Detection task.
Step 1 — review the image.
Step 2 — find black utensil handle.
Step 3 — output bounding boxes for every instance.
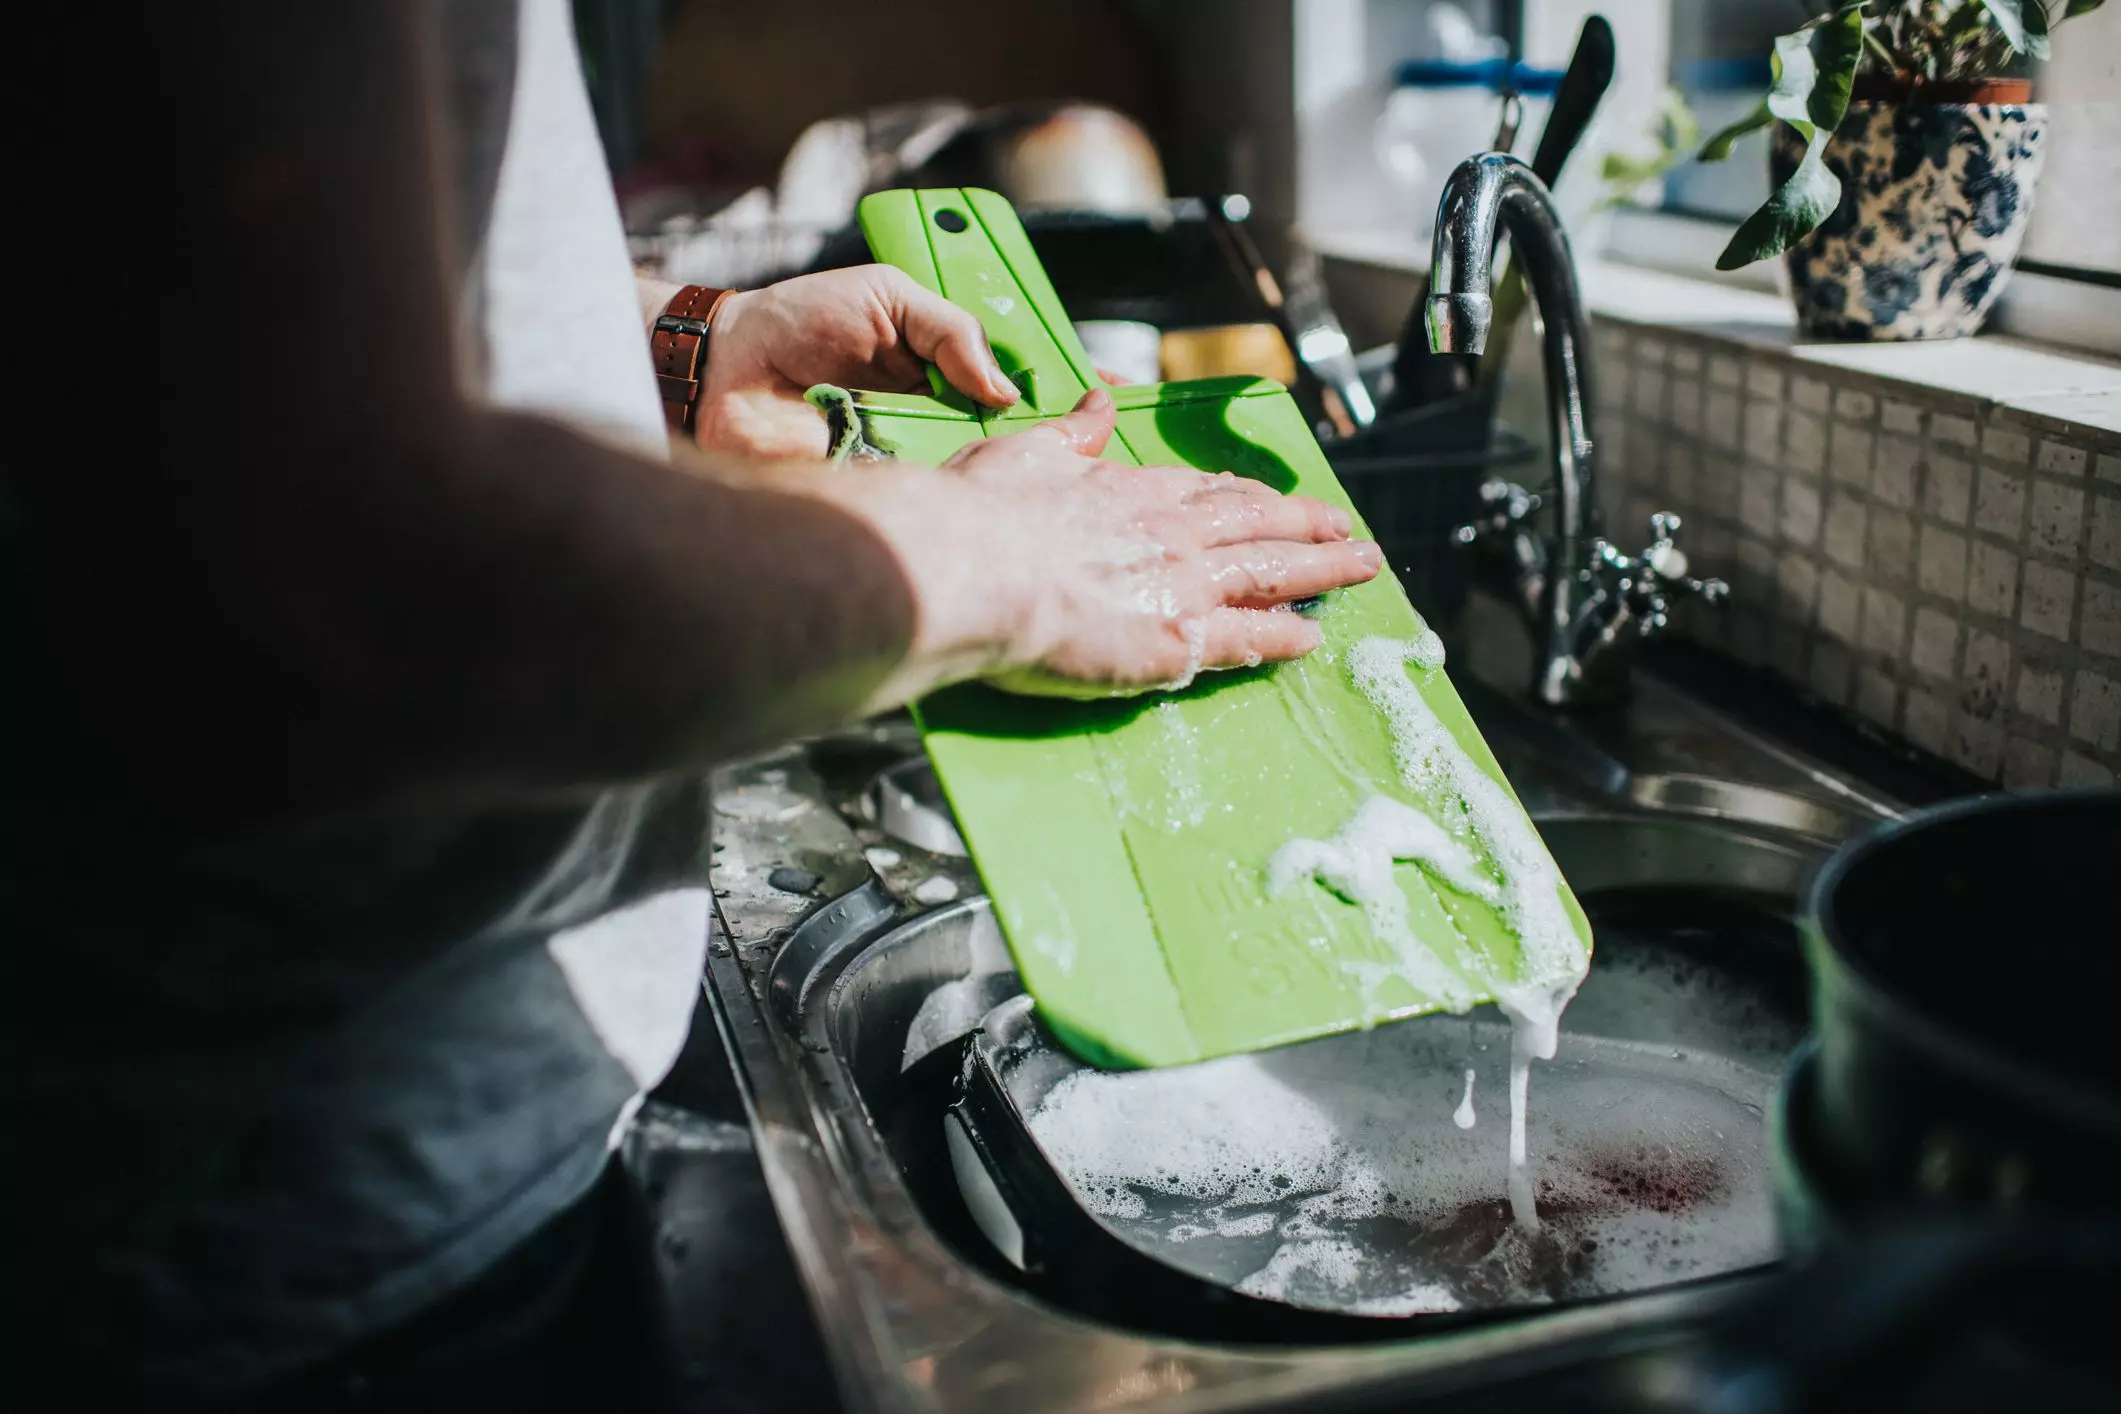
[1529,14,1615,190]
[1384,14,1615,417]
[1470,13,1616,392]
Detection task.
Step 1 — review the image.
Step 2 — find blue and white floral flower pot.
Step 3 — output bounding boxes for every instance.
[1772,98,2047,340]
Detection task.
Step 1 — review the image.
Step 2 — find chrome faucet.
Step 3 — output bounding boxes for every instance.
[1426,153,1726,708]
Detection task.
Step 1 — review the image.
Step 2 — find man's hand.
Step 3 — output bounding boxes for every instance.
[830,387,1383,705]
[690,266,1022,457]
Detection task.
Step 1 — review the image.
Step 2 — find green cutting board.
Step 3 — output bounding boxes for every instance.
[844,189,1590,1070]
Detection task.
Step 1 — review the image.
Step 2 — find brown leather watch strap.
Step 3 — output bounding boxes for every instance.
[650,284,736,434]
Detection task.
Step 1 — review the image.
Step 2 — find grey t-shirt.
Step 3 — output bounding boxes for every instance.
[75,1,708,1390]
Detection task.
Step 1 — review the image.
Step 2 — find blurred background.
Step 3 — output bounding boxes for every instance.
[590,0,2118,358]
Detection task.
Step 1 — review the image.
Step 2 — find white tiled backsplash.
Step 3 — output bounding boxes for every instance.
[1582,322,2120,789]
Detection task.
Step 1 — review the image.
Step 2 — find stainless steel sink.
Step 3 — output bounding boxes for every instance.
[702,604,1911,1413]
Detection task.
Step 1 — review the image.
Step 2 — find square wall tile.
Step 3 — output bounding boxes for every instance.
[1706,389,1741,448]
[1776,551,1819,623]
[2027,481,2086,562]
[1974,467,2026,538]
[1785,410,1827,477]
[1868,508,1914,584]
[1835,388,1877,424]
[1671,377,1705,435]
[1664,441,1700,502]
[1818,571,1861,643]
[2071,670,2120,753]
[1910,607,1960,680]
[1872,435,1919,508]
[1705,452,1746,521]
[1780,478,1821,547]
[2015,661,2064,725]
[1917,525,1968,602]
[1932,413,1977,448]
[1881,399,1924,436]
[2019,561,2077,641]
[2037,438,2089,479]
[2091,495,2121,573]
[1744,400,1781,464]
[1632,367,1667,419]
[2083,579,2121,658]
[1792,376,1831,413]
[1744,475,1781,535]
[1924,453,1973,525]
[1962,628,2012,718]
[1967,542,2019,618]
[1982,424,2031,466]
[1822,492,1867,568]
[1861,587,1907,657]
[1830,422,1877,490]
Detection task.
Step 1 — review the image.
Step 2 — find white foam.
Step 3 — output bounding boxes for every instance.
[864,846,902,871]
[912,876,960,905]
[1266,795,1491,1012]
[1268,632,1592,1224]
[1453,1067,1477,1130]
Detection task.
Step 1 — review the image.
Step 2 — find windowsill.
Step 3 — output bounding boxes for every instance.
[1303,226,2121,437]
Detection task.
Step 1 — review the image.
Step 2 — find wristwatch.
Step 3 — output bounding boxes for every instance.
[650,284,737,435]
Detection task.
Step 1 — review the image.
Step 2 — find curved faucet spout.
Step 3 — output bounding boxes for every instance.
[1423,154,1727,706]
[1425,153,1614,706]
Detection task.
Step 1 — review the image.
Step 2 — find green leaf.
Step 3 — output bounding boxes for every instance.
[2064,1,2105,18]
[1764,4,1868,135]
[1715,128,1844,270]
[1977,0,2051,58]
[1704,4,1865,267]
[1699,102,1772,162]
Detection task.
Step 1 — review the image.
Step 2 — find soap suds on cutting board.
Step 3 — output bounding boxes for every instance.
[1266,630,1591,1228]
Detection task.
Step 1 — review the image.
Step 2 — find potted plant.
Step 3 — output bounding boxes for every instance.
[1697,0,2104,339]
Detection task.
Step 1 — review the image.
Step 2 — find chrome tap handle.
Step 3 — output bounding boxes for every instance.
[1590,511,1729,638]
[1453,478,1543,546]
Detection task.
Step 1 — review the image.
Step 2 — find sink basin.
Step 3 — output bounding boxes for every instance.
[851,810,1812,1322]
[703,663,1909,1412]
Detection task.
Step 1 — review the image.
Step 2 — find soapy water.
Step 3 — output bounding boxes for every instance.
[1268,633,1592,1227]
[1021,939,1801,1316]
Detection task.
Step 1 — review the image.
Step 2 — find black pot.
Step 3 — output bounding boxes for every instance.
[1802,789,2121,1219]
